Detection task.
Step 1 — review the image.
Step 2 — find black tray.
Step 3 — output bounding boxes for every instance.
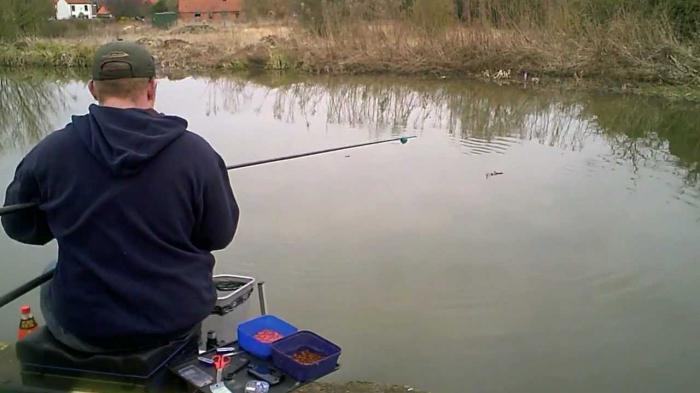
[169,342,339,393]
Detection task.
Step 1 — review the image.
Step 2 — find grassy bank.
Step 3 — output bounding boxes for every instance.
[0,40,93,68]
[0,15,698,99]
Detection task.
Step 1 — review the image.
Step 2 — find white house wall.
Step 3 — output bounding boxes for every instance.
[56,0,96,19]
[71,3,94,18]
[56,0,72,20]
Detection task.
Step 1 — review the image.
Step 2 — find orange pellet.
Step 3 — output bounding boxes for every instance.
[292,349,324,365]
[254,329,284,343]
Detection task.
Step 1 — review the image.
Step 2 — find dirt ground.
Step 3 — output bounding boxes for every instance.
[298,381,429,393]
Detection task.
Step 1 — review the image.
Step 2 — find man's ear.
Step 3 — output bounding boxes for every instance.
[147,79,157,105]
[88,80,98,101]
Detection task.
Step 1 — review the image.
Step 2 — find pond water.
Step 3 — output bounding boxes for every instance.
[0,71,699,393]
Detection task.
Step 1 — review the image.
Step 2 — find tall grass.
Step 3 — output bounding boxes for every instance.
[244,0,699,40]
[0,40,94,67]
[244,0,699,85]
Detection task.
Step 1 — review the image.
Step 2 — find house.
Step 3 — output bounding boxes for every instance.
[178,0,241,21]
[96,0,154,18]
[56,0,97,19]
[96,4,112,18]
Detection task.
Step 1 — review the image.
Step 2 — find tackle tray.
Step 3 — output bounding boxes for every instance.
[169,342,339,393]
[212,274,256,316]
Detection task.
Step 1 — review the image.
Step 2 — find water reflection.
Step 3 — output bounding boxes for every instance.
[0,72,76,152]
[207,75,598,150]
[2,71,698,191]
[581,95,700,186]
[1,72,699,393]
[204,78,252,117]
[202,75,699,190]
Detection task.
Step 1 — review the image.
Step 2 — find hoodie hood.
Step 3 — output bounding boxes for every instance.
[72,104,187,176]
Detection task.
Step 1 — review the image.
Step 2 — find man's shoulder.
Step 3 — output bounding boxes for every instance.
[164,131,226,173]
[179,130,213,146]
[172,130,220,157]
[28,125,78,156]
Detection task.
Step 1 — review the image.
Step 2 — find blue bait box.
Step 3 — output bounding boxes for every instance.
[237,315,298,359]
[271,331,341,382]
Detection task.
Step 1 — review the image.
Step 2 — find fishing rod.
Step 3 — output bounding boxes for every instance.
[0,136,414,218]
[0,135,415,308]
[225,136,413,170]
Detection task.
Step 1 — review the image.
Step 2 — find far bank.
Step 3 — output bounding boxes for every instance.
[1,20,699,102]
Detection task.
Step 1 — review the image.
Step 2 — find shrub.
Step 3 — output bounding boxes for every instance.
[38,19,93,38]
[0,0,54,41]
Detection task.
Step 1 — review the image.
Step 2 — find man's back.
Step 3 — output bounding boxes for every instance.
[2,104,238,349]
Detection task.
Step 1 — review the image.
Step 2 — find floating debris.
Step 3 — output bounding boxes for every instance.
[486,171,504,179]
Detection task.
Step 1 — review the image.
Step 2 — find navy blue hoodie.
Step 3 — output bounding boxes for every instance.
[2,104,238,348]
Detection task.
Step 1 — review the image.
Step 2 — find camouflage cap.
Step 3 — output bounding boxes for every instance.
[92,41,156,81]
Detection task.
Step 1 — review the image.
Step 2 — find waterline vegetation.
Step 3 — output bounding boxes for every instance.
[0,0,698,97]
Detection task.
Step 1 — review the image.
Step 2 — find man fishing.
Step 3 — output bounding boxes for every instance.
[1,42,239,352]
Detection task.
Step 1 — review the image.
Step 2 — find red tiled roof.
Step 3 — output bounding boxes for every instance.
[178,0,241,13]
[65,0,92,4]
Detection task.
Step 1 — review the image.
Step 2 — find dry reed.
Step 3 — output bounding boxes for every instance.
[1,5,698,88]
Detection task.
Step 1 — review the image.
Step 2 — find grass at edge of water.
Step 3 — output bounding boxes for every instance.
[1,27,699,104]
[0,41,93,68]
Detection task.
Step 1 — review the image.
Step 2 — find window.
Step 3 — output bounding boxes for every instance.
[84,5,88,11]
[194,12,201,18]
[71,5,75,11]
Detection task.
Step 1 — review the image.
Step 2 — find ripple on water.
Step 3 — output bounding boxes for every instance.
[459,136,518,155]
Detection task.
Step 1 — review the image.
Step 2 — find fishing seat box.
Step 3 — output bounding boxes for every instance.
[15,326,197,383]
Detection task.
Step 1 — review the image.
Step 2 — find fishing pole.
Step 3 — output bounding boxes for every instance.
[0,202,40,217]
[0,135,415,308]
[225,136,414,170]
[0,271,55,310]
[0,136,415,218]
